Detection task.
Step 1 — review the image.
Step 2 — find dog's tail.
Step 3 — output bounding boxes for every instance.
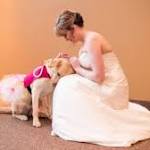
[0,74,25,114]
[0,80,11,113]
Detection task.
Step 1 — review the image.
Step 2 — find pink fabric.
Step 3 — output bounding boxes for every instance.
[24,65,50,88]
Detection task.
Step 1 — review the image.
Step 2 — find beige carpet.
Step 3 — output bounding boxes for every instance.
[0,101,150,150]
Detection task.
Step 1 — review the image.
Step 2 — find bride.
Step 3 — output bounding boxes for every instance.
[51,10,150,147]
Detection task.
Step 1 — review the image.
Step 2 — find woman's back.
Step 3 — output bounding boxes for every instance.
[79,31,113,54]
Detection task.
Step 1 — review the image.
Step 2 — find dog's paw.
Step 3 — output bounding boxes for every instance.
[13,114,28,121]
[51,131,56,136]
[20,115,28,121]
[33,118,41,127]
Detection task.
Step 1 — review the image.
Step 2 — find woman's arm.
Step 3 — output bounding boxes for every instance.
[70,36,105,84]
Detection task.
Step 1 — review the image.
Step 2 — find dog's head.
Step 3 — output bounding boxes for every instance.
[44,57,75,83]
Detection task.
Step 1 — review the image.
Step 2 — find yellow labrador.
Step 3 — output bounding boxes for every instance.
[0,58,75,127]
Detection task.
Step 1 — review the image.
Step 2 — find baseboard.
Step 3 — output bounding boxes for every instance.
[130,99,150,102]
[130,99,150,110]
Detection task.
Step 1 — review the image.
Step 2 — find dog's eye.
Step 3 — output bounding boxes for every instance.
[57,72,61,77]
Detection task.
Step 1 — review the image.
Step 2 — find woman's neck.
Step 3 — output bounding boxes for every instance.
[78,28,87,43]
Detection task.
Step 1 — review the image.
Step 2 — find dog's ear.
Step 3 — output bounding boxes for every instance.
[54,58,75,76]
[44,58,53,67]
[55,60,63,69]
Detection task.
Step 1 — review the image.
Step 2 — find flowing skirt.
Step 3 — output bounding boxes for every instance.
[52,52,150,147]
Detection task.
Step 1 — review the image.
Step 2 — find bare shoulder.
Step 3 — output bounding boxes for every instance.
[86,31,102,42]
[87,31,113,52]
[81,31,112,54]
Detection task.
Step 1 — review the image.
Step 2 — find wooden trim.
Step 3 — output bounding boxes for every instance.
[130,99,150,110]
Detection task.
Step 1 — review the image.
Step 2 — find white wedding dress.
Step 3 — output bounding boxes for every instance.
[51,51,150,147]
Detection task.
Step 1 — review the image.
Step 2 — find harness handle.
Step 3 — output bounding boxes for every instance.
[33,66,44,78]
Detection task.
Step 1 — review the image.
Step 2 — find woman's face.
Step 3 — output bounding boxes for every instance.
[64,26,79,43]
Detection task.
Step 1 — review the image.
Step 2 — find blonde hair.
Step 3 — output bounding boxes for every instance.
[55,10,84,36]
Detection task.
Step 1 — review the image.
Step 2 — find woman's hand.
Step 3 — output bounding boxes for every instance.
[69,57,80,70]
[56,52,70,59]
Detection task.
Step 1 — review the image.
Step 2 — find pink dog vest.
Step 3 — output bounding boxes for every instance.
[24,65,51,88]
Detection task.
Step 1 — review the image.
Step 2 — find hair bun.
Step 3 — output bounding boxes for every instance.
[74,12,84,27]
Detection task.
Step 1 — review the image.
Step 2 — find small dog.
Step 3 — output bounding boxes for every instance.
[0,57,75,127]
